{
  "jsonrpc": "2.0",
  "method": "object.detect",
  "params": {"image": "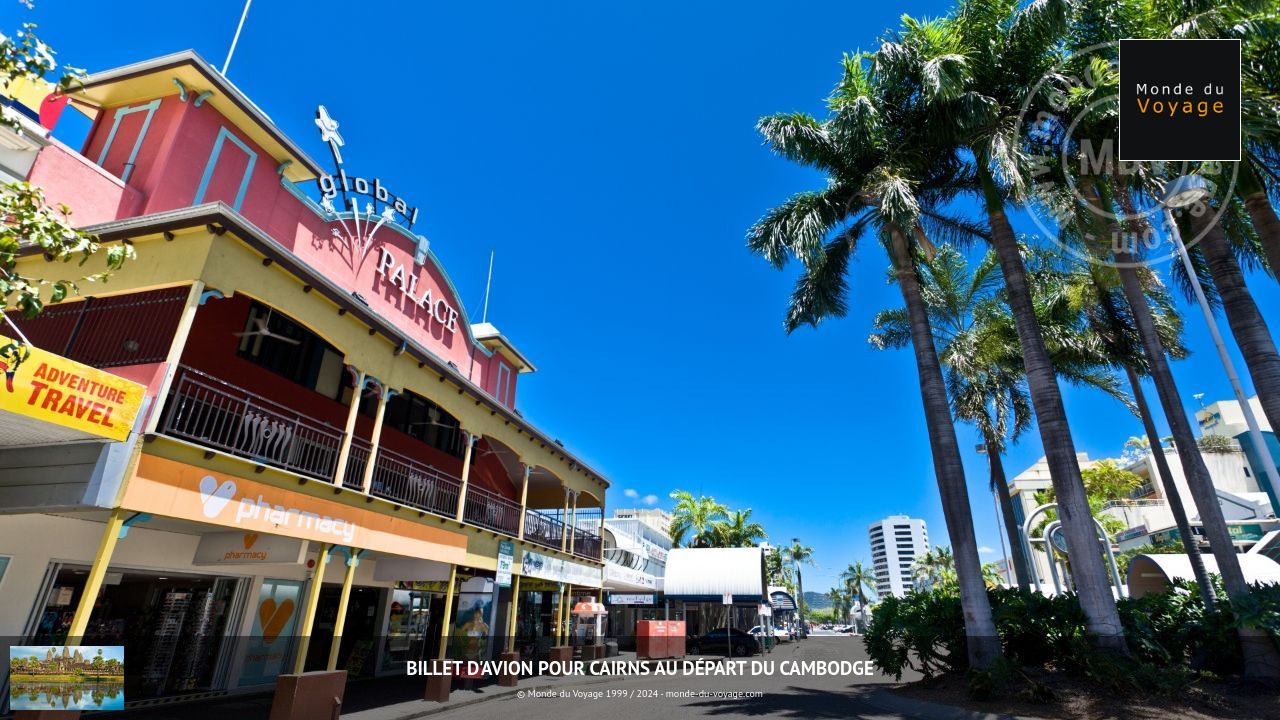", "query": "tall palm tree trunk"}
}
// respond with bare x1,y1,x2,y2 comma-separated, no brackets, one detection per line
1121,364,1217,612
1192,211,1280,444
985,436,1032,589
1184,212,1280,678
888,224,998,668
978,172,1126,650
1237,164,1280,278
1242,192,1280,279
